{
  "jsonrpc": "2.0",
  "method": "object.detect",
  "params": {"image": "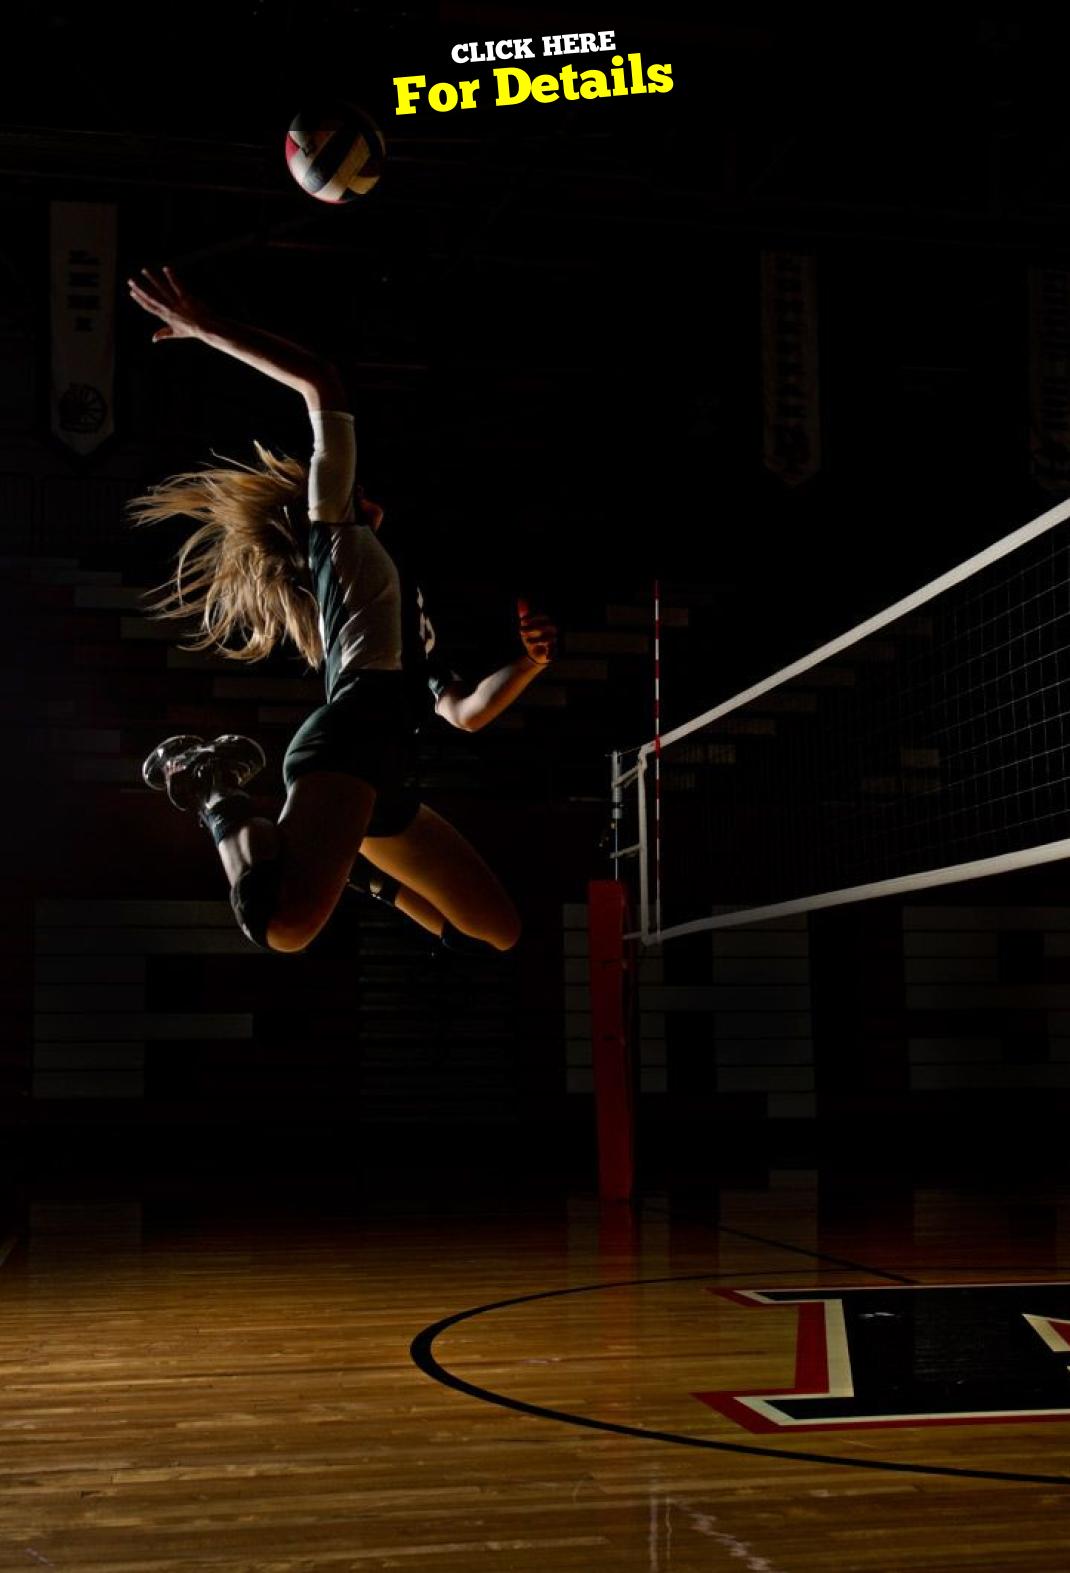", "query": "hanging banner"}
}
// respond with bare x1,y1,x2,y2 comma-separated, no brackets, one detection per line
761,250,821,487
50,201,116,456
1028,265,1070,493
